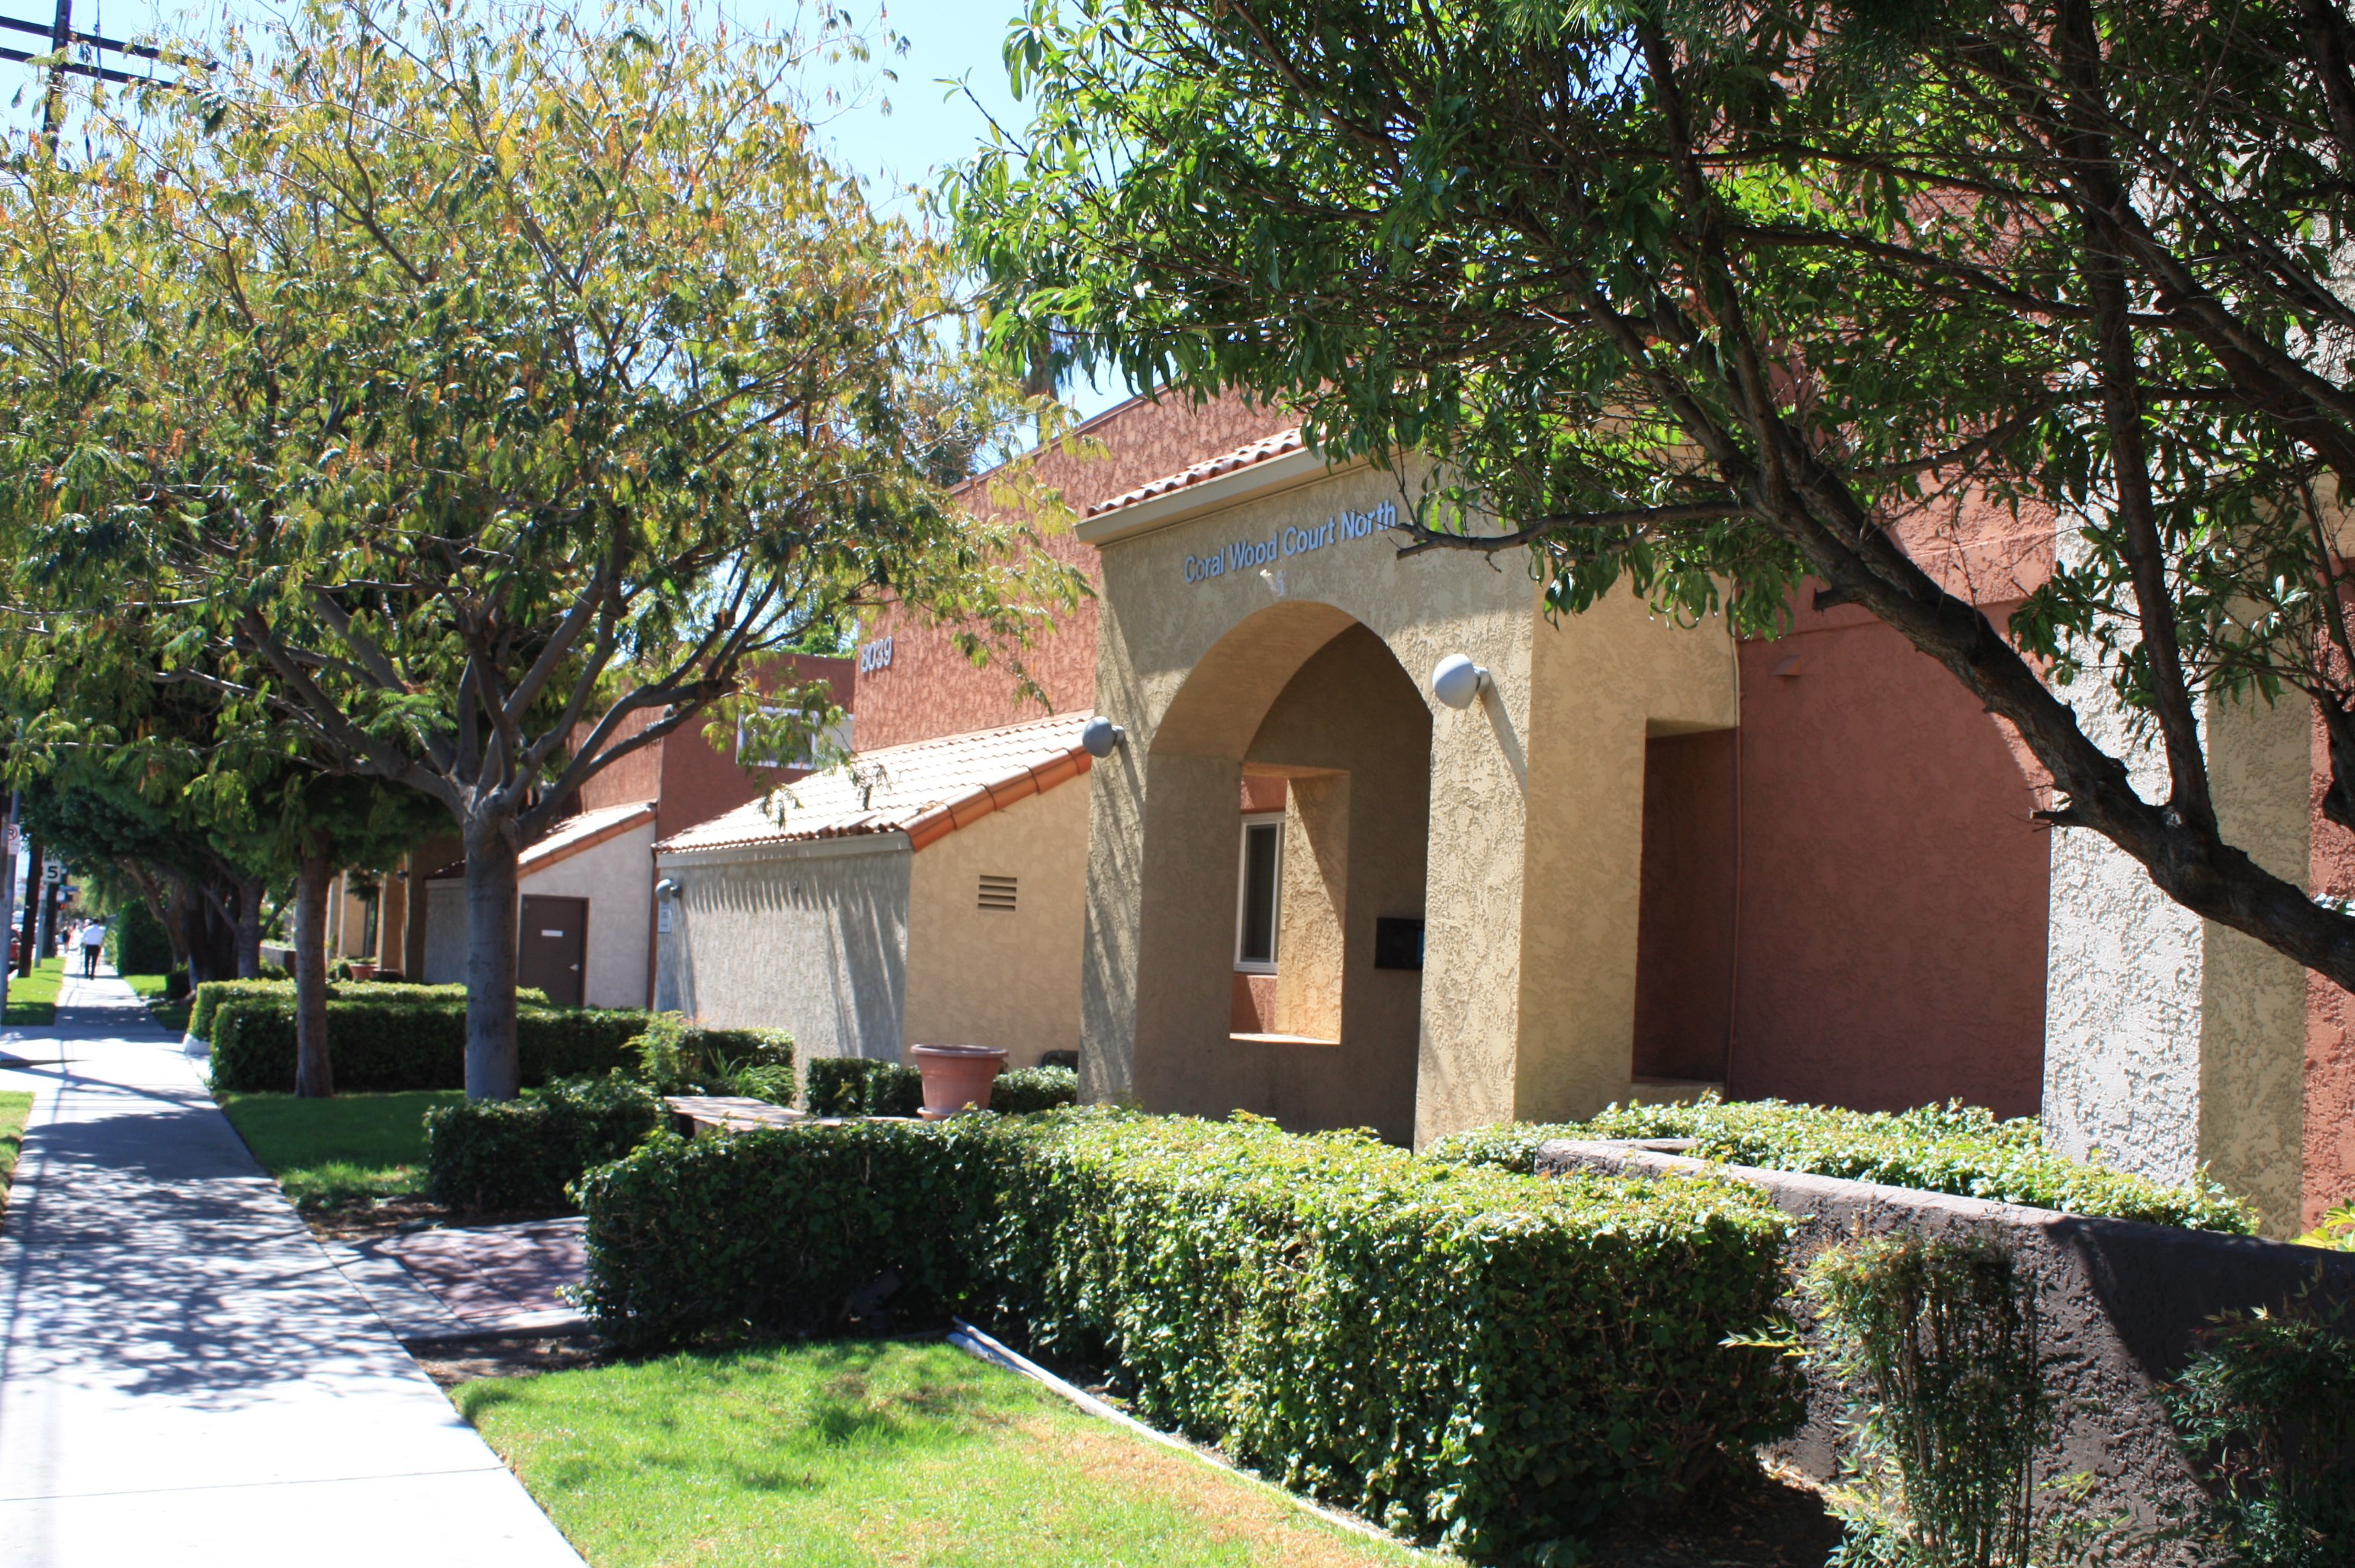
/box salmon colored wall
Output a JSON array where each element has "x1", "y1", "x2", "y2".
[
  {"x1": 1701, "y1": 599, "x2": 2051, "y2": 1117},
  {"x1": 2307, "y1": 707, "x2": 2355, "y2": 1224},
  {"x1": 852, "y1": 394, "x2": 1296, "y2": 751}
]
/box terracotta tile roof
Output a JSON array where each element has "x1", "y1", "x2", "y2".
[
  {"x1": 1083, "y1": 428, "x2": 1304, "y2": 518},
  {"x1": 424, "y1": 801, "x2": 654, "y2": 881},
  {"x1": 656, "y1": 712, "x2": 1095, "y2": 856}
]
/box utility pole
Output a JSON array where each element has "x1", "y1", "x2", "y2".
[{"x1": 0, "y1": 0, "x2": 202, "y2": 150}]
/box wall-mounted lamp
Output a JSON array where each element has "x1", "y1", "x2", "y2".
[
  {"x1": 1081, "y1": 716, "x2": 1127, "y2": 757},
  {"x1": 1430, "y1": 654, "x2": 1489, "y2": 710},
  {"x1": 654, "y1": 877, "x2": 682, "y2": 901}
]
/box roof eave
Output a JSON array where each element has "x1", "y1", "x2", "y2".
[{"x1": 1076, "y1": 445, "x2": 1363, "y2": 547}]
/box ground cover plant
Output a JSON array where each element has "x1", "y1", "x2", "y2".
[
  {"x1": 575, "y1": 1110, "x2": 1801, "y2": 1559},
  {"x1": 0, "y1": 1090, "x2": 30, "y2": 1210},
  {"x1": 456, "y1": 1338, "x2": 1428, "y2": 1568},
  {"x1": 1426, "y1": 1096, "x2": 2256, "y2": 1233},
  {"x1": 219, "y1": 1091, "x2": 460, "y2": 1213},
  {"x1": 4, "y1": 957, "x2": 62, "y2": 1027}
]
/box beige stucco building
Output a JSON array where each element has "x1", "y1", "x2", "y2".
[
  {"x1": 651, "y1": 714, "x2": 1094, "y2": 1068},
  {"x1": 420, "y1": 802, "x2": 657, "y2": 1011},
  {"x1": 1073, "y1": 432, "x2": 1740, "y2": 1146}
]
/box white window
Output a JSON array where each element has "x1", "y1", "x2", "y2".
[{"x1": 1235, "y1": 813, "x2": 1283, "y2": 972}]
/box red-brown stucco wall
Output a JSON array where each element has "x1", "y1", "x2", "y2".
[
  {"x1": 851, "y1": 394, "x2": 1296, "y2": 751},
  {"x1": 1633, "y1": 596, "x2": 2052, "y2": 1117},
  {"x1": 2307, "y1": 708, "x2": 2355, "y2": 1225}
]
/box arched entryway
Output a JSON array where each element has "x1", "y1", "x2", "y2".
[{"x1": 1125, "y1": 603, "x2": 1431, "y2": 1143}]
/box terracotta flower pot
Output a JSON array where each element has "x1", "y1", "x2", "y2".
[
  {"x1": 348, "y1": 961, "x2": 377, "y2": 982},
  {"x1": 911, "y1": 1044, "x2": 1008, "y2": 1120}
]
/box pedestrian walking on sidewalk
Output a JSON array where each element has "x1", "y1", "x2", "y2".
[{"x1": 78, "y1": 918, "x2": 105, "y2": 978}]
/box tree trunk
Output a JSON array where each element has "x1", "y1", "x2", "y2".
[
  {"x1": 16, "y1": 840, "x2": 40, "y2": 978},
  {"x1": 235, "y1": 878, "x2": 265, "y2": 979},
  {"x1": 293, "y1": 854, "x2": 333, "y2": 1099},
  {"x1": 463, "y1": 822, "x2": 522, "y2": 1101},
  {"x1": 175, "y1": 875, "x2": 239, "y2": 986}
]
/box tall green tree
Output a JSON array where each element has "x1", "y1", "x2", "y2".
[
  {"x1": 0, "y1": 0, "x2": 1071, "y2": 1097},
  {"x1": 956, "y1": 0, "x2": 2355, "y2": 991}
]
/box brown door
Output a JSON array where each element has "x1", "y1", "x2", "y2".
[{"x1": 518, "y1": 895, "x2": 588, "y2": 1007}]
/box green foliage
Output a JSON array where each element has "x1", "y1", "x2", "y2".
[
  {"x1": 2165, "y1": 1295, "x2": 2355, "y2": 1567},
  {"x1": 2293, "y1": 1203, "x2": 2355, "y2": 1253},
  {"x1": 1425, "y1": 1096, "x2": 2257, "y2": 1234},
  {"x1": 628, "y1": 1014, "x2": 794, "y2": 1100},
  {"x1": 209, "y1": 994, "x2": 641, "y2": 1094},
  {"x1": 189, "y1": 978, "x2": 545, "y2": 1042},
  {"x1": 425, "y1": 1074, "x2": 664, "y2": 1213},
  {"x1": 576, "y1": 1110, "x2": 1801, "y2": 1557},
  {"x1": 1804, "y1": 1236, "x2": 2052, "y2": 1567},
  {"x1": 162, "y1": 967, "x2": 191, "y2": 1003},
  {"x1": 106, "y1": 900, "x2": 174, "y2": 977},
  {"x1": 988, "y1": 1064, "x2": 1078, "y2": 1114},
  {"x1": 217, "y1": 1089, "x2": 460, "y2": 1211},
  {"x1": 803, "y1": 1056, "x2": 923, "y2": 1117}
]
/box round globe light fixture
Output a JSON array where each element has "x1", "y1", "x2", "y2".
[
  {"x1": 1430, "y1": 654, "x2": 1489, "y2": 710},
  {"x1": 1081, "y1": 715, "x2": 1127, "y2": 757}
]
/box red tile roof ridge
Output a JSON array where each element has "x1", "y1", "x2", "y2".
[{"x1": 1083, "y1": 427, "x2": 1306, "y2": 519}]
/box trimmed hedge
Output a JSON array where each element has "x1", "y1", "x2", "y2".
[
  {"x1": 108, "y1": 900, "x2": 175, "y2": 976},
  {"x1": 988, "y1": 1064, "x2": 1078, "y2": 1114},
  {"x1": 209, "y1": 994, "x2": 644, "y2": 1093},
  {"x1": 188, "y1": 978, "x2": 546, "y2": 1042},
  {"x1": 425, "y1": 1074, "x2": 664, "y2": 1211},
  {"x1": 576, "y1": 1110, "x2": 1801, "y2": 1557},
  {"x1": 803, "y1": 1056, "x2": 922, "y2": 1117},
  {"x1": 1425, "y1": 1095, "x2": 2257, "y2": 1234}
]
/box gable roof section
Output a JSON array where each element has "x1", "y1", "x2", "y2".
[
  {"x1": 424, "y1": 800, "x2": 655, "y2": 882},
  {"x1": 657, "y1": 712, "x2": 1095, "y2": 857},
  {"x1": 1084, "y1": 427, "x2": 1305, "y2": 518}
]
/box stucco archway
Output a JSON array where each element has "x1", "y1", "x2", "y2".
[{"x1": 1124, "y1": 603, "x2": 1432, "y2": 1142}]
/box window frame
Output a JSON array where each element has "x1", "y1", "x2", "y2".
[{"x1": 1234, "y1": 811, "x2": 1284, "y2": 974}]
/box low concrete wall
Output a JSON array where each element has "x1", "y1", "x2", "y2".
[{"x1": 1536, "y1": 1139, "x2": 2355, "y2": 1562}]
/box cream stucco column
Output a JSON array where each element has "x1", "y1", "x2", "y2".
[{"x1": 2044, "y1": 674, "x2": 2312, "y2": 1233}]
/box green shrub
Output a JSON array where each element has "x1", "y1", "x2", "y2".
[
  {"x1": 989, "y1": 1064, "x2": 1078, "y2": 1114},
  {"x1": 188, "y1": 978, "x2": 541, "y2": 1042},
  {"x1": 107, "y1": 900, "x2": 175, "y2": 976},
  {"x1": 1426, "y1": 1094, "x2": 2257, "y2": 1234},
  {"x1": 1804, "y1": 1235, "x2": 2056, "y2": 1567},
  {"x1": 803, "y1": 1056, "x2": 923, "y2": 1117},
  {"x1": 208, "y1": 994, "x2": 641, "y2": 1092},
  {"x1": 628, "y1": 1013, "x2": 794, "y2": 1099},
  {"x1": 162, "y1": 967, "x2": 191, "y2": 1003},
  {"x1": 2165, "y1": 1293, "x2": 2355, "y2": 1567},
  {"x1": 576, "y1": 1110, "x2": 1801, "y2": 1558},
  {"x1": 425, "y1": 1074, "x2": 665, "y2": 1212}
]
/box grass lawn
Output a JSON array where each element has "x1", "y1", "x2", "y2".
[
  {"x1": 218, "y1": 1090, "x2": 460, "y2": 1210},
  {"x1": 458, "y1": 1339, "x2": 1428, "y2": 1568},
  {"x1": 0, "y1": 1091, "x2": 31, "y2": 1214},
  {"x1": 3, "y1": 957, "x2": 63, "y2": 1027},
  {"x1": 120, "y1": 972, "x2": 193, "y2": 1036}
]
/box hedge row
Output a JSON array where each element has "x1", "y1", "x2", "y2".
[
  {"x1": 425, "y1": 1075, "x2": 666, "y2": 1211},
  {"x1": 188, "y1": 978, "x2": 548, "y2": 1042},
  {"x1": 208, "y1": 995, "x2": 644, "y2": 1093},
  {"x1": 575, "y1": 1110, "x2": 1801, "y2": 1557},
  {"x1": 1425, "y1": 1095, "x2": 2258, "y2": 1234},
  {"x1": 803, "y1": 1056, "x2": 922, "y2": 1117},
  {"x1": 988, "y1": 1064, "x2": 1078, "y2": 1114},
  {"x1": 631, "y1": 1014, "x2": 794, "y2": 1100}
]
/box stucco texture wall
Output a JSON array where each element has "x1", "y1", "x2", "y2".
[
  {"x1": 510, "y1": 820, "x2": 656, "y2": 1011},
  {"x1": 654, "y1": 837, "x2": 911, "y2": 1062},
  {"x1": 900, "y1": 777, "x2": 1091, "y2": 1065},
  {"x1": 853, "y1": 394, "x2": 1296, "y2": 753},
  {"x1": 1079, "y1": 458, "x2": 1738, "y2": 1147}
]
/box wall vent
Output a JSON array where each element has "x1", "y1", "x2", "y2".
[{"x1": 978, "y1": 874, "x2": 1018, "y2": 912}]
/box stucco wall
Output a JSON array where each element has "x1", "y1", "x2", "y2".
[
  {"x1": 901, "y1": 778, "x2": 1091, "y2": 1065},
  {"x1": 654, "y1": 835, "x2": 911, "y2": 1062},
  {"x1": 511, "y1": 820, "x2": 656, "y2": 1011},
  {"x1": 853, "y1": 394, "x2": 1295, "y2": 752},
  {"x1": 2045, "y1": 664, "x2": 2312, "y2": 1234},
  {"x1": 1078, "y1": 458, "x2": 1738, "y2": 1146}
]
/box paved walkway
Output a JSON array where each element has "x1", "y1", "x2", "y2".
[{"x1": 0, "y1": 970, "x2": 584, "y2": 1566}]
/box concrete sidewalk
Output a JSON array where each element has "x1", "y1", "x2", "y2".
[{"x1": 0, "y1": 971, "x2": 585, "y2": 1567}]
